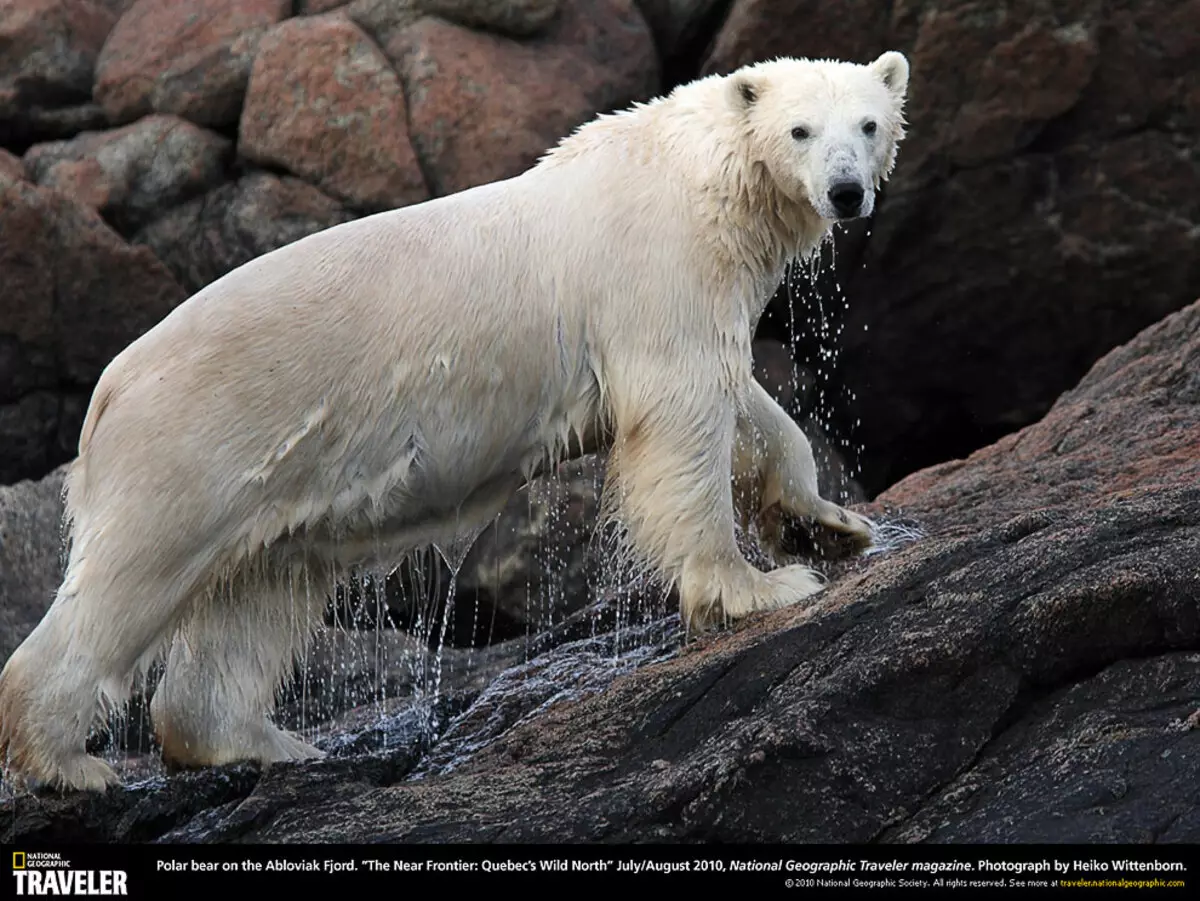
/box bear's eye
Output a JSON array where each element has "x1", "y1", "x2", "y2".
[
  {"x1": 862, "y1": 120, "x2": 878, "y2": 136},
  {"x1": 791, "y1": 126, "x2": 810, "y2": 141}
]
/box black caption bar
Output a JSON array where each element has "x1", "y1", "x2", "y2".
[{"x1": 8, "y1": 844, "x2": 1195, "y2": 896}]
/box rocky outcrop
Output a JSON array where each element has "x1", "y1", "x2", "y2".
[
  {"x1": 873, "y1": 289, "x2": 1200, "y2": 534},
  {"x1": 5, "y1": 298, "x2": 1196, "y2": 844},
  {"x1": 712, "y1": 0, "x2": 1200, "y2": 495}
]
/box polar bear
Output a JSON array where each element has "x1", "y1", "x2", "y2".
[{"x1": 0, "y1": 51, "x2": 909, "y2": 792}]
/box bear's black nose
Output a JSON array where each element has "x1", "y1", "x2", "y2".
[{"x1": 828, "y1": 182, "x2": 864, "y2": 218}]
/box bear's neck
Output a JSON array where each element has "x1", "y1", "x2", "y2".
[{"x1": 706, "y1": 161, "x2": 829, "y2": 324}]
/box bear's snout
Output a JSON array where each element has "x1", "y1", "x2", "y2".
[{"x1": 828, "y1": 181, "x2": 865, "y2": 219}]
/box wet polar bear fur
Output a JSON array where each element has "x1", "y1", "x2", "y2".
[{"x1": 0, "y1": 51, "x2": 910, "y2": 792}]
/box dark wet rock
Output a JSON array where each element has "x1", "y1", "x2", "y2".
[
  {"x1": 753, "y1": 339, "x2": 864, "y2": 504},
  {"x1": 884, "y1": 652, "x2": 1200, "y2": 843},
  {"x1": 635, "y1": 0, "x2": 728, "y2": 80},
  {"x1": 410, "y1": 616, "x2": 682, "y2": 780},
  {"x1": 872, "y1": 295, "x2": 1200, "y2": 534},
  {"x1": 716, "y1": 0, "x2": 1200, "y2": 495},
  {"x1": 276, "y1": 628, "x2": 539, "y2": 733},
  {"x1": 329, "y1": 456, "x2": 606, "y2": 649},
  {"x1": 452, "y1": 456, "x2": 606, "y2": 643},
  {"x1": 4, "y1": 300, "x2": 1197, "y2": 844}
]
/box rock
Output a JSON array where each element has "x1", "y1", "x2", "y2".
[
  {"x1": 300, "y1": 0, "x2": 351, "y2": 12},
  {"x1": 349, "y1": 0, "x2": 561, "y2": 40},
  {"x1": 277, "y1": 629, "x2": 531, "y2": 736},
  {"x1": 254, "y1": 484, "x2": 1194, "y2": 844},
  {"x1": 751, "y1": 338, "x2": 803, "y2": 410},
  {"x1": 419, "y1": 0, "x2": 562, "y2": 37},
  {"x1": 5, "y1": 106, "x2": 111, "y2": 150},
  {"x1": 24, "y1": 115, "x2": 232, "y2": 234},
  {"x1": 884, "y1": 652, "x2": 1200, "y2": 843},
  {"x1": 0, "y1": 467, "x2": 66, "y2": 667},
  {"x1": 0, "y1": 148, "x2": 23, "y2": 180},
  {"x1": 133, "y1": 171, "x2": 355, "y2": 294},
  {"x1": 239, "y1": 16, "x2": 428, "y2": 212},
  {"x1": 94, "y1": 0, "x2": 292, "y2": 129},
  {"x1": 0, "y1": 173, "x2": 186, "y2": 483},
  {"x1": 873, "y1": 297, "x2": 1200, "y2": 535},
  {"x1": 709, "y1": 0, "x2": 1200, "y2": 496},
  {"x1": 0, "y1": 0, "x2": 117, "y2": 149},
  {"x1": 389, "y1": 0, "x2": 659, "y2": 195},
  {"x1": 800, "y1": 413, "x2": 866, "y2": 506},
  {"x1": 329, "y1": 455, "x2": 606, "y2": 650},
  {"x1": 635, "y1": 0, "x2": 727, "y2": 77},
  {"x1": 6, "y1": 297, "x2": 1197, "y2": 843},
  {"x1": 451, "y1": 456, "x2": 605, "y2": 644}
]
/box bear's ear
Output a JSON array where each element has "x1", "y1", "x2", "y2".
[
  {"x1": 729, "y1": 73, "x2": 764, "y2": 111},
  {"x1": 870, "y1": 51, "x2": 910, "y2": 101}
]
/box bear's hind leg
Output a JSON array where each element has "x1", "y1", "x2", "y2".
[
  {"x1": 0, "y1": 566, "x2": 192, "y2": 792},
  {"x1": 150, "y1": 561, "x2": 328, "y2": 771}
]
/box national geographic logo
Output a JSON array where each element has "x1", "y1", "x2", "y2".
[{"x1": 13, "y1": 852, "x2": 127, "y2": 896}]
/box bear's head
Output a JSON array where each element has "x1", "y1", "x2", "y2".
[{"x1": 730, "y1": 51, "x2": 910, "y2": 223}]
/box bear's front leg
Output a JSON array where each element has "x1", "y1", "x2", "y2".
[
  {"x1": 735, "y1": 380, "x2": 875, "y2": 551},
  {"x1": 605, "y1": 387, "x2": 827, "y2": 631}
]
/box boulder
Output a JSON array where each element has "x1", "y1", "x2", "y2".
[
  {"x1": 0, "y1": 173, "x2": 186, "y2": 483},
  {"x1": 348, "y1": 0, "x2": 561, "y2": 39},
  {"x1": 387, "y1": 0, "x2": 659, "y2": 196},
  {"x1": 0, "y1": 467, "x2": 66, "y2": 666},
  {"x1": 0, "y1": 0, "x2": 116, "y2": 148},
  {"x1": 133, "y1": 171, "x2": 355, "y2": 294},
  {"x1": 24, "y1": 115, "x2": 232, "y2": 234},
  {"x1": 94, "y1": 0, "x2": 292, "y2": 129},
  {"x1": 239, "y1": 16, "x2": 427, "y2": 212}
]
